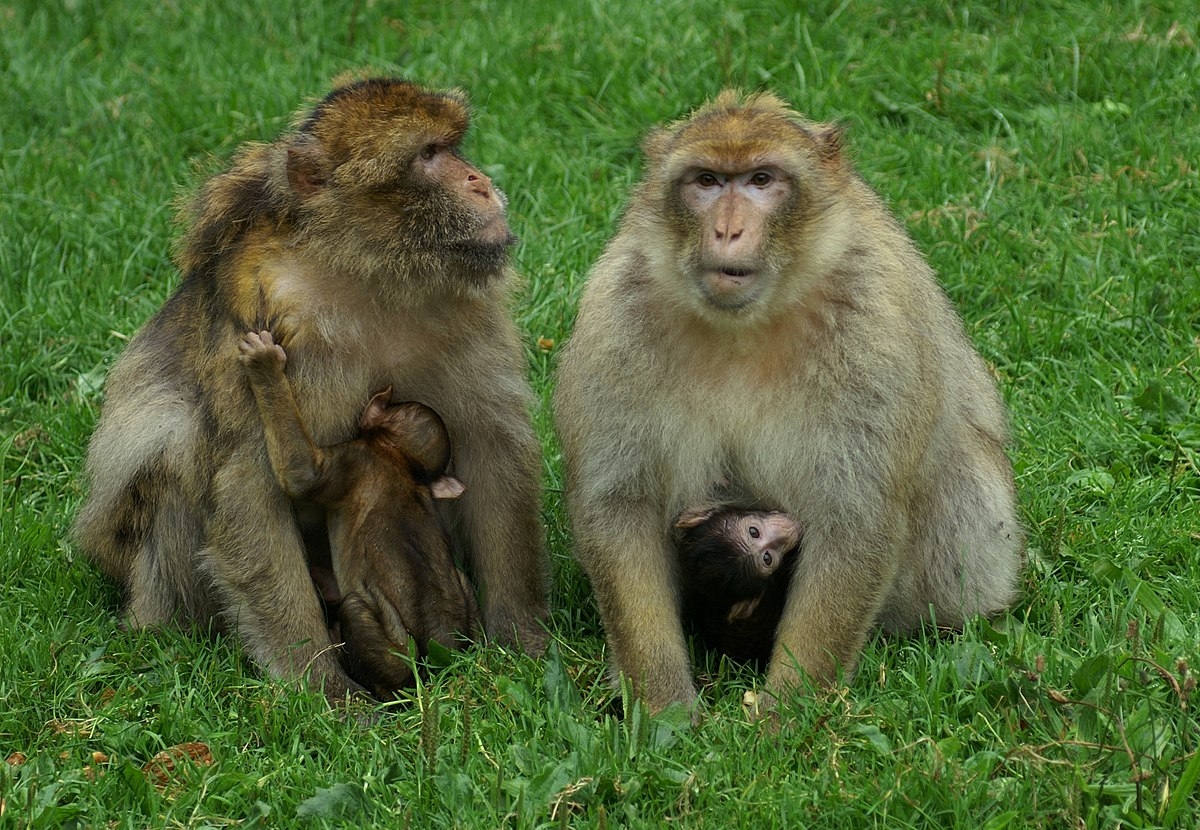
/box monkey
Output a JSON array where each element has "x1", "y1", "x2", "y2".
[
  {"x1": 554, "y1": 90, "x2": 1023, "y2": 716},
  {"x1": 72, "y1": 77, "x2": 547, "y2": 706},
  {"x1": 239, "y1": 329, "x2": 479, "y2": 698},
  {"x1": 674, "y1": 506, "x2": 802, "y2": 666}
]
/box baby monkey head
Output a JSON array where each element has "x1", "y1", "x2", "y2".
[{"x1": 676, "y1": 505, "x2": 802, "y2": 595}]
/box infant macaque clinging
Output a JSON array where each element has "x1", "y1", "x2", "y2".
[
  {"x1": 676, "y1": 506, "x2": 802, "y2": 665},
  {"x1": 240, "y1": 330, "x2": 479, "y2": 699}
]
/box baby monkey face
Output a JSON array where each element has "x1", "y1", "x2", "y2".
[{"x1": 726, "y1": 511, "x2": 802, "y2": 577}]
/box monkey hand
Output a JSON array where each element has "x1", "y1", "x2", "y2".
[{"x1": 238, "y1": 330, "x2": 287, "y2": 372}]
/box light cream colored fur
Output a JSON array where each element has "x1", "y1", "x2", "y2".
[{"x1": 555, "y1": 91, "x2": 1022, "y2": 712}]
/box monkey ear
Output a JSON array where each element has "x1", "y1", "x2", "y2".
[
  {"x1": 675, "y1": 506, "x2": 719, "y2": 529},
  {"x1": 360, "y1": 387, "x2": 393, "y2": 429},
  {"x1": 286, "y1": 138, "x2": 328, "y2": 198},
  {"x1": 641, "y1": 128, "x2": 672, "y2": 164},
  {"x1": 812, "y1": 123, "x2": 846, "y2": 163},
  {"x1": 430, "y1": 475, "x2": 465, "y2": 500}
]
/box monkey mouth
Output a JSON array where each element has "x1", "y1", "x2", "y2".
[
  {"x1": 474, "y1": 214, "x2": 514, "y2": 247},
  {"x1": 700, "y1": 268, "x2": 759, "y2": 309},
  {"x1": 709, "y1": 267, "x2": 756, "y2": 289}
]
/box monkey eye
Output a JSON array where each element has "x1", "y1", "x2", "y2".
[
  {"x1": 749, "y1": 170, "x2": 774, "y2": 187},
  {"x1": 420, "y1": 144, "x2": 438, "y2": 161},
  {"x1": 762, "y1": 551, "x2": 773, "y2": 566},
  {"x1": 748, "y1": 525, "x2": 760, "y2": 539},
  {"x1": 695, "y1": 172, "x2": 720, "y2": 188}
]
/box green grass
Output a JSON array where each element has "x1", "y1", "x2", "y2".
[{"x1": 2, "y1": 0, "x2": 1198, "y2": 826}]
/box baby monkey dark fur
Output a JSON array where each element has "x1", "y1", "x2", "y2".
[{"x1": 675, "y1": 506, "x2": 803, "y2": 665}]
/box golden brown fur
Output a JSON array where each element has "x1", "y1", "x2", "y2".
[
  {"x1": 555, "y1": 90, "x2": 1022, "y2": 714},
  {"x1": 74, "y1": 77, "x2": 546, "y2": 704},
  {"x1": 238, "y1": 331, "x2": 478, "y2": 699}
]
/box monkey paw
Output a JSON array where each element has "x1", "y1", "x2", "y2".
[{"x1": 238, "y1": 330, "x2": 287, "y2": 369}]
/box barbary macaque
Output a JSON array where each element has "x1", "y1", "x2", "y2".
[
  {"x1": 675, "y1": 506, "x2": 802, "y2": 665},
  {"x1": 239, "y1": 330, "x2": 479, "y2": 698},
  {"x1": 73, "y1": 77, "x2": 547, "y2": 705},
  {"x1": 555, "y1": 90, "x2": 1022, "y2": 715}
]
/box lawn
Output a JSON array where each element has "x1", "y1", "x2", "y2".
[{"x1": 2, "y1": 1, "x2": 1198, "y2": 826}]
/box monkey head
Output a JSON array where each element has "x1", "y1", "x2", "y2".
[
  {"x1": 675, "y1": 505, "x2": 802, "y2": 599},
  {"x1": 289, "y1": 77, "x2": 516, "y2": 285},
  {"x1": 637, "y1": 90, "x2": 850, "y2": 321},
  {"x1": 174, "y1": 77, "x2": 515, "y2": 297},
  {"x1": 358, "y1": 390, "x2": 465, "y2": 499}
]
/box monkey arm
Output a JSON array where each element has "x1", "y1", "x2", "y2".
[
  {"x1": 446, "y1": 402, "x2": 547, "y2": 652},
  {"x1": 206, "y1": 443, "x2": 365, "y2": 702},
  {"x1": 764, "y1": 460, "x2": 905, "y2": 693},
  {"x1": 572, "y1": 494, "x2": 698, "y2": 714},
  {"x1": 241, "y1": 352, "x2": 349, "y2": 503}
]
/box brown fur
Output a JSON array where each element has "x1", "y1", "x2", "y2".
[
  {"x1": 555, "y1": 90, "x2": 1022, "y2": 715},
  {"x1": 239, "y1": 331, "x2": 478, "y2": 699},
  {"x1": 74, "y1": 77, "x2": 546, "y2": 704}
]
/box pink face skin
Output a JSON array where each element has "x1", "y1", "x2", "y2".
[
  {"x1": 728, "y1": 510, "x2": 802, "y2": 577},
  {"x1": 677, "y1": 164, "x2": 792, "y2": 309},
  {"x1": 412, "y1": 143, "x2": 511, "y2": 245}
]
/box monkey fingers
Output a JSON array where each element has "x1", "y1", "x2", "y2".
[{"x1": 238, "y1": 330, "x2": 287, "y2": 371}]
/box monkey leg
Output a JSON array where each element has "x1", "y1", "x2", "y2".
[
  {"x1": 124, "y1": 483, "x2": 216, "y2": 630},
  {"x1": 576, "y1": 510, "x2": 699, "y2": 714},
  {"x1": 765, "y1": 526, "x2": 897, "y2": 695},
  {"x1": 72, "y1": 373, "x2": 217, "y2": 628},
  {"x1": 450, "y1": 420, "x2": 548, "y2": 654},
  {"x1": 923, "y1": 445, "x2": 1023, "y2": 625},
  {"x1": 206, "y1": 447, "x2": 363, "y2": 704}
]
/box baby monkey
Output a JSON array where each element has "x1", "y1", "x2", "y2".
[
  {"x1": 675, "y1": 506, "x2": 803, "y2": 665},
  {"x1": 239, "y1": 331, "x2": 479, "y2": 699}
]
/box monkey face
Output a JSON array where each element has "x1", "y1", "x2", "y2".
[
  {"x1": 727, "y1": 511, "x2": 801, "y2": 578},
  {"x1": 673, "y1": 166, "x2": 792, "y2": 311},
  {"x1": 677, "y1": 507, "x2": 802, "y2": 600},
  {"x1": 645, "y1": 92, "x2": 846, "y2": 319},
  {"x1": 284, "y1": 79, "x2": 517, "y2": 288}
]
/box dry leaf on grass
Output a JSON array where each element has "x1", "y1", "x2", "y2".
[{"x1": 142, "y1": 742, "x2": 215, "y2": 788}]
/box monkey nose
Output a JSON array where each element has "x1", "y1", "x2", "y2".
[{"x1": 467, "y1": 174, "x2": 493, "y2": 199}]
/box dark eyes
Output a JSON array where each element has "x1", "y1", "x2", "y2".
[
  {"x1": 420, "y1": 144, "x2": 438, "y2": 161},
  {"x1": 748, "y1": 526, "x2": 760, "y2": 539},
  {"x1": 694, "y1": 171, "x2": 773, "y2": 187},
  {"x1": 762, "y1": 551, "x2": 773, "y2": 566}
]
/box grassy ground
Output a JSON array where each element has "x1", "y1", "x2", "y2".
[{"x1": 2, "y1": 0, "x2": 1198, "y2": 826}]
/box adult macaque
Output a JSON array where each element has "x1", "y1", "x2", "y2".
[
  {"x1": 675, "y1": 506, "x2": 801, "y2": 665},
  {"x1": 239, "y1": 330, "x2": 478, "y2": 698},
  {"x1": 74, "y1": 77, "x2": 546, "y2": 704},
  {"x1": 555, "y1": 90, "x2": 1022, "y2": 714}
]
